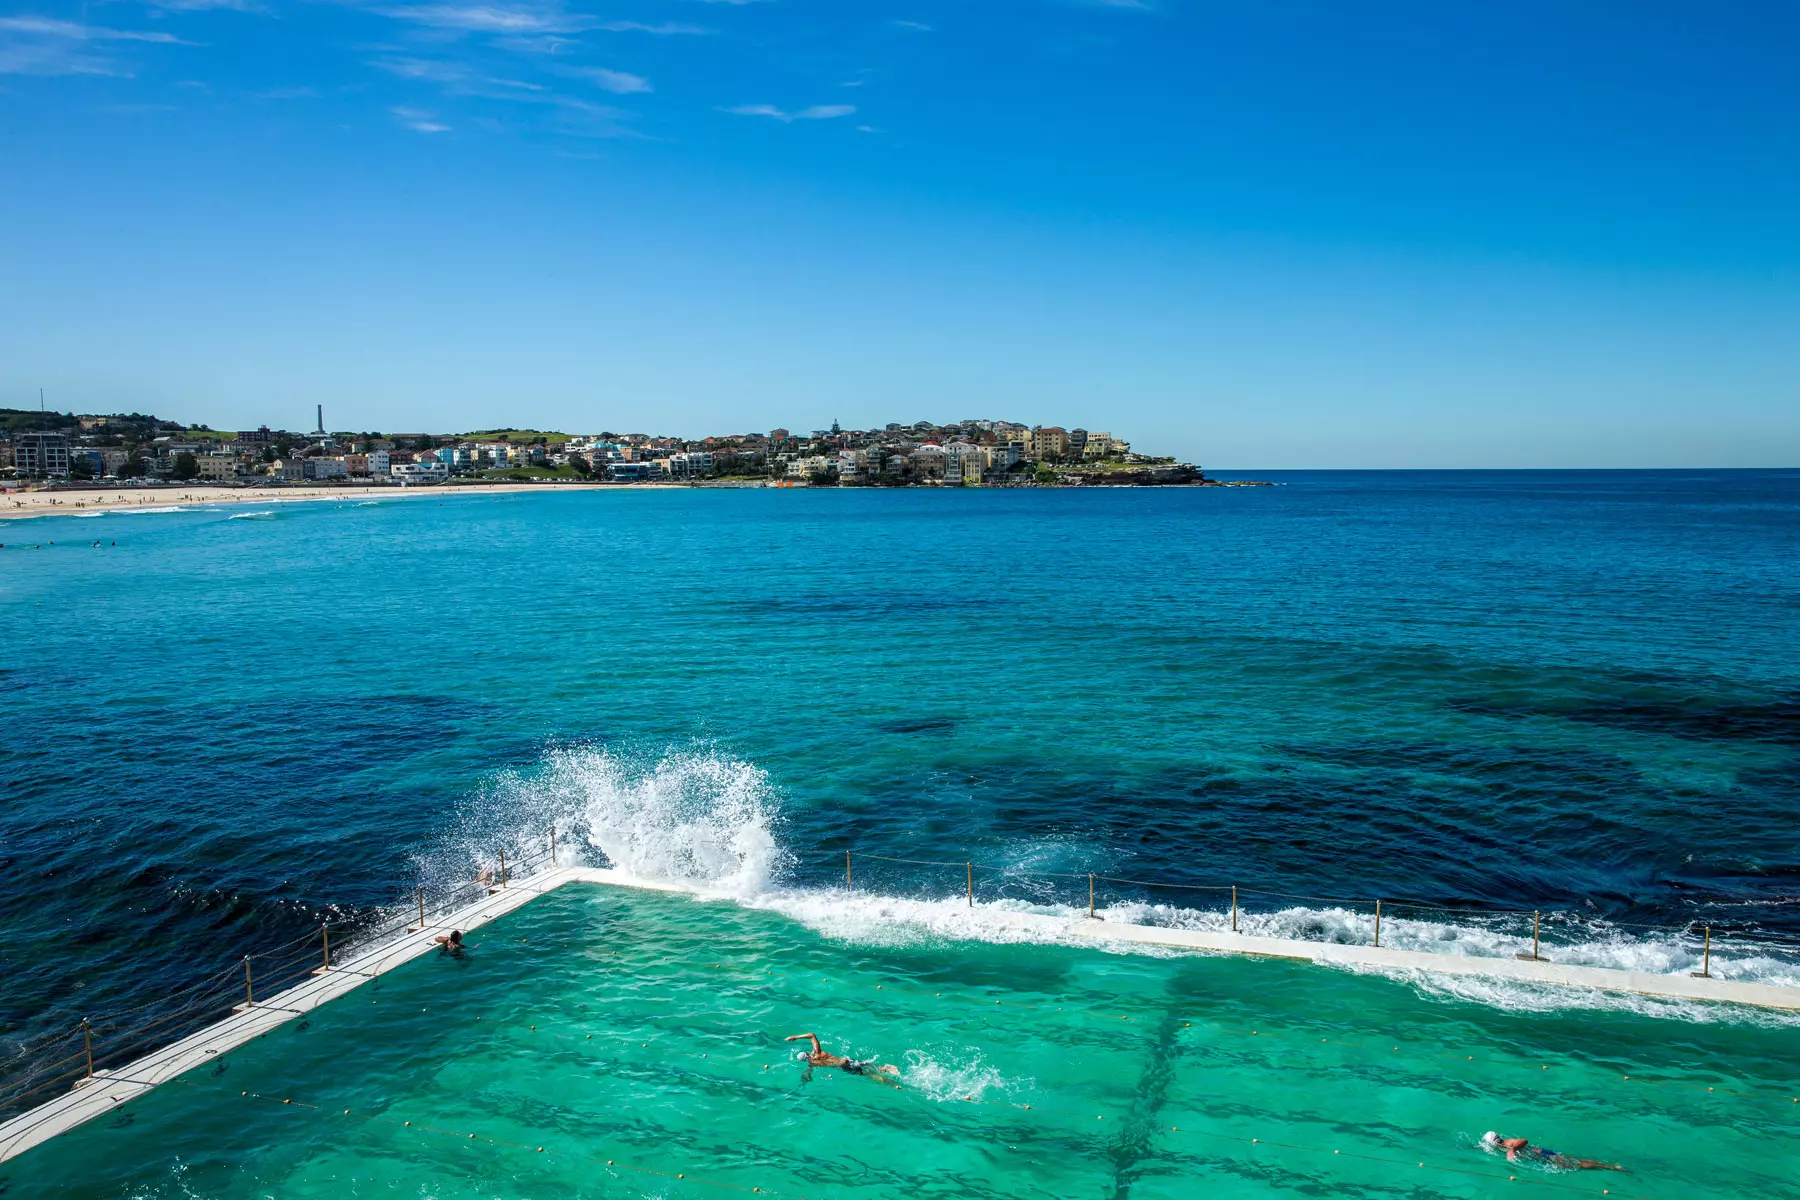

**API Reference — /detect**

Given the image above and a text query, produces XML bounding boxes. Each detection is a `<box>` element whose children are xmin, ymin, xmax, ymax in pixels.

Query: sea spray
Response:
<box><xmin>445</xmin><ymin>743</ymin><xmax>789</xmax><ymax>895</ymax></box>
<box><xmin>424</xmin><ymin>742</ymin><xmax>1800</xmax><ymax>1022</ymax></box>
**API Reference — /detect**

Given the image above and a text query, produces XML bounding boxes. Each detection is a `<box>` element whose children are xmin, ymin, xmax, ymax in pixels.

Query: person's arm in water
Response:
<box><xmin>1499</xmin><ymin>1138</ymin><xmax>1529</xmax><ymax>1162</ymax></box>
<box><xmin>785</xmin><ymin>1033</ymin><xmax>823</xmax><ymax>1058</ymax></box>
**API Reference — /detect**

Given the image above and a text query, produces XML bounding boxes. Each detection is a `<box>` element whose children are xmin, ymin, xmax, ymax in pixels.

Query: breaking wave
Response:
<box><xmin>457</xmin><ymin>744</ymin><xmax>1800</xmax><ymax>1023</ymax></box>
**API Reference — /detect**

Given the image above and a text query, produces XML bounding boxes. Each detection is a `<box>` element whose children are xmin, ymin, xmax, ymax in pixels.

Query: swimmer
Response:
<box><xmin>1482</xmin><ymin>1132</ymin><xmax>1621</xmax><ymax>1171</ymax></box>
<box><xmin>434</xmin><ymin>930</ymin><xmax>467</xmax><ymax>954</ymax></box>
<box><xmin>784</xmin><ymin>1033</ymin><xmax>900</xmax><ymax>1085</ymax></box>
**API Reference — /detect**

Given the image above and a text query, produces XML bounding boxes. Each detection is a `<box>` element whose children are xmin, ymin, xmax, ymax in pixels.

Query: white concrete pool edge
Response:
<box><xmin>4</xmin><ymin>865</ymin><xmax>1795</xmax><ymax>1164</ymax></box>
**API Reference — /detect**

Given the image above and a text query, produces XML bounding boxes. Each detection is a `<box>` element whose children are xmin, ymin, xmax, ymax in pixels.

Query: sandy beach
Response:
<box><xmin>0</xmin><ymin>481</ymin><xmax>624</xmax><ymax>520</ymax></box>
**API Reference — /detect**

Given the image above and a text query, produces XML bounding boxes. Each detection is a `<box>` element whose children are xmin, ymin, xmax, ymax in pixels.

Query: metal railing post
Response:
<box><xmin>82</xmin><ymin>1018</ymin><xmax>94</xmax><ymax>1079</ymax></box>
<box><xmin>322</xmin><ymin>923</ymin><xmax>331</xmax><ymax>972</ymax></box>
<box><xmin>966</xmin><ymin>862</ymin><xmax>972</xmax><ymax>907</ymax></box>
<box><xmin>1231</xmin><ymin>886</ymin><xmax>1238</xmax><ymax>933</ymax></box>
<box><xmin>1374</xmin><ymin>899</ymin><xmax>1381</xmax><ymax>949</ymax></box>
<box><xmin>550</xmin><ymin>826</ymin><xmax>557</xmax><ymax>862</ymax></box>
<box><xmin>1534</xmin><ymin>910</ymin><xmax>1540</xmax><ymax>961</ymax></box>
<box><xmin>1088</xmin><ymin>874</ymin><xmax>1096</xmax><ymax>919</ymax></box>
<box><xmin>1691</xmin><ymin>926</ymin><xmax>1712</xmax><ymax>978</ymax></box>
<box><xmin>243</xmin><ymin>956</ymin><xmax>254</xmax><ymax>1008</ymax></box>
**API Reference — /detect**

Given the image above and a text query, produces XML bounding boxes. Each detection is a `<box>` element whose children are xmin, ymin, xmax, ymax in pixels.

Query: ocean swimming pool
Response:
<box><xmin>8</xmin><ymin>883</ymin><xmax>1795</xmax><ymax>1199</ymax></box>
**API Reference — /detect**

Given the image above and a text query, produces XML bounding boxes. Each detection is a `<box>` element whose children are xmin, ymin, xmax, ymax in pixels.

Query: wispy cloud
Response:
<box><xmin>392</xmin><ymin>104</ymin><xmax>451</xmax><ymax>132</ymax></box>
<box><xmin>726</xmin><ymin>103</ymin><xmax>856</xmax><ymax>123</ymax></box>
<box><xmin>889</xmin><ymin>19</ymin><xmax>932</xmax><ymax>31</ymax></box>
<box><xmin>595</xmin><ymin>20</ymin><xmax>710</xmax><ymax>34</ymax></box>
<box><xmin>379</xmin><ymin>4</ymin><xmax>580</xmax><ymax>33</ymax></box>
<box><xmin>254</xmin><ymin>85</ymin><xmax>319</xmax><ymax>99</ymax></box>
<box><xmin>0</xmin><ymin>16</ymin><xmax>193</xmax><ymax>44</ymax></box>
<box><xmin>571</xmin><ymin>65</ymin><xmax>648</xmax><ymax>93</ymax></box>
<box><xmin>0</xmin><ymin>15</ymin><xmax>196</xmax><ymax>76</ymax></box>
<box><xmin>148</xmin><ymin>0</ymin><xmax>263</xmax><ymax>11</ymax></box>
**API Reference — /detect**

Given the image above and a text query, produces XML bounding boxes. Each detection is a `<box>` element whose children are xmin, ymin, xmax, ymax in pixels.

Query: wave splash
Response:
<box><xmin>468</xmin><ymin>745</ymin><xmax>1800</xmax><ymax>1023</ymax></box>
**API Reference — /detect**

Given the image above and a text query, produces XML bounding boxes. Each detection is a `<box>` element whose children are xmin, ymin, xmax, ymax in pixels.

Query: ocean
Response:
<box><xmin>2</xmin><ymin>471</ymin><xmax>1799</xmax><ymax>1194</ymax></box>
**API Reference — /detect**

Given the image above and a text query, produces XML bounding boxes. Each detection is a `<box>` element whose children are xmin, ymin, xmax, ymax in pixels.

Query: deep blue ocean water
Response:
<box><xmin>4</xmin><ymin>470</ymin><xmax>1800</xmax><ymax>1069</ymax></box>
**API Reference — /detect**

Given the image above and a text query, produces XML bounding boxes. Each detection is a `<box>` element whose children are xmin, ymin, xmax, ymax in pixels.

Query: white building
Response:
<box><xmin>304</xmin><ymin>457</ymin><xmax>349</xmax><ymax>480</ymax></box>
<box><xmin>392</xmin><ymin>461</ymin><xmax>449</xmax><ymax>483</ymax></box>
<box><xmin>665</xmin><ymin>451</ymin><xmax>714</xmax><ymax>479</ymax></box>
<box><xmin>366</xmin><ymin>449</ymin><xmax>390</xmax><ymax>475</ymax></box>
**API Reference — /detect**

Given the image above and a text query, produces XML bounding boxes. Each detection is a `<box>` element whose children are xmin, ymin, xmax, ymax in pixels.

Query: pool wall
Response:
<box><xmin>4</xmin><ymin>864</ymin><xmax>1795</xmax><ymax>1164</ymax></box>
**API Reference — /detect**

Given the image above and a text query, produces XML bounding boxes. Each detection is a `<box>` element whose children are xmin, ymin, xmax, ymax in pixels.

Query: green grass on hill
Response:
<box><xmin>459</xmin><ymin>429</ymin><xmax>572</xmax><ymax>445</ymax></box>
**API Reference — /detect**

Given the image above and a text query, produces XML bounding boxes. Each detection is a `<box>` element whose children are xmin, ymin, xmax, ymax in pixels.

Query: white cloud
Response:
<box><xmin>0</xmin><ymin>16</ymin><xmax>192</xmax><ymax>43</ymax></box>
<box><xmin>572</xmin><ymin>66</ymin><xmax>649</xmax><ymax>93</ymax></box>
<box><xmin>149</xmin><ymin>0</ymin><xmax>263</xmax><ymax>11</ymax></box>
<box><xmin>372</xmin><ymin>55</ymin><xmax>470</xmax><ymax>83</ymax></box>
<box><xmin>595</xmin><ymin>20</ymin><xmax>710</xmax><ymax>34</ymax></box>
<box><xmin>726</xmin><ymin>103</ymin><xmax>856</xmax><ymax>123</ymax></box>
<box><xmin>254</xmin><ymin>85</ymin><xmax>318</xmax><ymax>99</ymax></box>
<box><xmin>379</xmin><ymin>4</ymin><xmax>577</xmax><ymax>33</ymax></box>
<box><xmin>0</xmin><ymin>15</ymin><xmax>196</xmax><ymax>75</ymax></box>
<box><xmin>391</xmin><ymin>104</ymin><xmax>451</xmax><ymax>132</ymax></box>
<box><xmin>889</xmin><ymin>19</ymin><xmax>932</xmax><ymax>31</ymax></box>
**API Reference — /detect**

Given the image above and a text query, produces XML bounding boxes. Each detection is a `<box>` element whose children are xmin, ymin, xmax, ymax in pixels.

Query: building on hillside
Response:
<box><xmin>664</xmin><ymin>451</ymin><xmax>714</xmax><ymax>479</ymax></box>
<box><xmin>944</xmin><ymin>442</ymin><xmax>986</xmax><ymax>485</ymax></box>
<box><xmin>391</xmin><ymin>460</ymin><xmax>447</xmax><ymax>483</ymax></box>
<box><xmin>14</xmin><ymin>433</ymin><xmax>71</xmax><ymax>478</ymax></box>
<box><xmin>304</xmin><ymin>457</ymin><xmax>349</xmax><ymax>481</ymax></box>
<box><xmin>1030</xmin><ymin>426</ymin><xmax>1070</xmax><ymax>461</ymax></box>
<box><xmin>1083</xmin><ymin>432</ymin><xmax>1115</xmax><ymax>457</ymax></box>
<box><xmin>195</xmin><ymin>455</ymin><xmax>239</xmax><ymax>481</ymax></box>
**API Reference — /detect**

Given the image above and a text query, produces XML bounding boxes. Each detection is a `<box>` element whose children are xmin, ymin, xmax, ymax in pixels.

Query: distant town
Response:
<box><xmin>0</xmin><ymin>405</ymin><xmax>1251</xmax><ymax>488</ymax></box>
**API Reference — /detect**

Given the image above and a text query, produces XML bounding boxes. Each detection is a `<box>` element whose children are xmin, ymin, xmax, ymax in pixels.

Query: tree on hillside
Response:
<box><xmin>174</xmin><ymin>453</ymin><xmax>199</xmax><ymax>480</ymax></box>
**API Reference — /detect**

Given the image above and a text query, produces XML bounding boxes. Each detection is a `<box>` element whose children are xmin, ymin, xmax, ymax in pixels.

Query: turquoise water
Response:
<box><xmin>9</xmin><ymin>884</ymin><xmax>1798</xmax><ymax>1198</ymax></box>
<box><xmin>4</xmin><ymin>474</ymin><xmax>1800</xmax><ymax>1192</ymax></box>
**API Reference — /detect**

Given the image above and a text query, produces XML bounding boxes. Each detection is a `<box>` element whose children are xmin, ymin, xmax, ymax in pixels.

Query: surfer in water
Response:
<box><xmin>1482</xmin><ymin>1132</ymin><xmax>1621</xmax><ymax>1171</ymax></box>
<box><xmin>785</xmin><ymin>1034</ymin><xmax>900</xmax><ymax>1086</ymax></box>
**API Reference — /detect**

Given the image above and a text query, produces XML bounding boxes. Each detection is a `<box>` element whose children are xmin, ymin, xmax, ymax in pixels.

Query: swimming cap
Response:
<box><xmin>1482</xmin><ymin>1132</ymin><xmax>1499</xmax><ymax>1146</ymax></box>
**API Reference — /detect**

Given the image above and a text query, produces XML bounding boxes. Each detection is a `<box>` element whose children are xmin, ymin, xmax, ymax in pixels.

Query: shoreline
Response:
<box><xmin>0</xmin><ymin>481</ymin><xmax>664</xmax><ymax>521</ymax></box>
<box><xmin>1</xmin><ymin>477</ymin><xmax>1273</xmax><ymax>520</ymax></box>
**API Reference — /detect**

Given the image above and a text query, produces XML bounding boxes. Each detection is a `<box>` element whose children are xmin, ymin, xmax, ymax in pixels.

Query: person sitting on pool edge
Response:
<box><xmin>1482</xmin><ymin>1131</ymin><xmax>1622</xmax><ymax>1171</ymax></box>
<box><xmin>434</xmin><ymin>930</ymin><xmax>466</xmax><ymax>954</ymax></box>
<box><xmin>785</xmin><ymin>1034</ymin><xmax>900</xmax><ymax>1086</ymax></box>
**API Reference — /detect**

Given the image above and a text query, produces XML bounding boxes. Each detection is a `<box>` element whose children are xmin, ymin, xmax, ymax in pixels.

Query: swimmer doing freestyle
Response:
<box><xmin>785</xmin><ymin>1034</ymin><xmax>901</xmax><ymax>1086</ymax></box>
<box><xmin>1482</xmin><ymin>1131</ymin><xmax>1622</xmax><ymax>1172</ymax></box>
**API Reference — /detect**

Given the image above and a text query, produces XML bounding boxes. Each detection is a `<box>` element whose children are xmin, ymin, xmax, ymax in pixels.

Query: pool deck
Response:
<box><xmin>3</xmin><ymin>865</ymin><xmax>1795</xmax><ymax>1163</ymax></box>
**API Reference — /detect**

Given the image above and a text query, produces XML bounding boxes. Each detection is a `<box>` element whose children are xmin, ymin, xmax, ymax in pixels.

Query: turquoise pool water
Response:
<box><xmin>10</xmin><ymin>883</ymin><xmax>1795</xmax><ymax>1198</ymax></box>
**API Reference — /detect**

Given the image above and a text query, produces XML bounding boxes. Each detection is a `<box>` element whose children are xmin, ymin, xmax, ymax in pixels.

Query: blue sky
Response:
<box><xmin>1</xmin><ymin>1</ymin><xmax>1795</xmax><ymax>466</ymax></box>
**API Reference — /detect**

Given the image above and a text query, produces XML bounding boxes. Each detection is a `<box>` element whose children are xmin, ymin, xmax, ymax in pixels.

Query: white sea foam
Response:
<box><xmin>227</xmin><ymin>510</ymin><xmax>277</xmax><ymax>520</ymax></box>
<box><xmin>125</xmin><ymin>506</ymin><xmax>192</xmax><ymax>515</ymax></box>
<box><xmin>463</xmin><ymin>745</ymin><xmax>1800</xmax><ymax>1023</ymax></box>
<box><xmin>901</xmin><ymin>1048</ymin><xmax>1017</xmax><ymax>1102</ymax></box>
